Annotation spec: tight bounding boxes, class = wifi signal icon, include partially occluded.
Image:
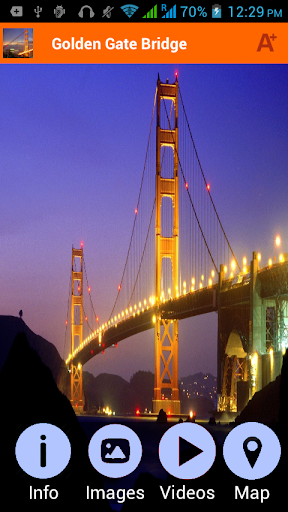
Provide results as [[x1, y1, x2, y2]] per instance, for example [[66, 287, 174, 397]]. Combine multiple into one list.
[[121, 4, 139, 18]]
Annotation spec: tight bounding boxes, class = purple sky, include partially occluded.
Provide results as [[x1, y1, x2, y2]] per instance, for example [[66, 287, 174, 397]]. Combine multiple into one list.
[[1, 64, 288, 381]]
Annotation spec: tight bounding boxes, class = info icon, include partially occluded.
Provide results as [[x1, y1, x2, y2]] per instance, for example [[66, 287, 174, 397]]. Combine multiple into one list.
[[15, 423, 71, 479], [223, 421, 281, 479]]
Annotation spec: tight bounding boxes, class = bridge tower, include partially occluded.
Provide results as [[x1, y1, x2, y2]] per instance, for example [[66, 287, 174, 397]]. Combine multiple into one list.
[[70, 246, 84, 412], [24, 29, 28, 54], [153, 76, 180, 415]]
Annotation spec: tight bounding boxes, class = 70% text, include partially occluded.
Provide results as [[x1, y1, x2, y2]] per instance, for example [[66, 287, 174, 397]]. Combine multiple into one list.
[[181, 6, 207, 17]]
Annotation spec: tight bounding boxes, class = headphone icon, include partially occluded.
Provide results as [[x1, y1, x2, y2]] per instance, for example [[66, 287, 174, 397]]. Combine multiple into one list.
[[78, 5, 95, 18]]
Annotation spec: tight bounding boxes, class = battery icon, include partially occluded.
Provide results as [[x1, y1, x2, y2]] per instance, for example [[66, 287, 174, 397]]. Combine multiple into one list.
[[212, 4, 222, 18]]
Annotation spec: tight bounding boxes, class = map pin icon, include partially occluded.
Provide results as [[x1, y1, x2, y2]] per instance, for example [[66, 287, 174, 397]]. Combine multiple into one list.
[[243, 436, 262, 468]]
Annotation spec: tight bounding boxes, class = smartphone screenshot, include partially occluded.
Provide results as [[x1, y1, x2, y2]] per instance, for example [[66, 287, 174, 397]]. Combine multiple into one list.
[[1, 3, 287, 509]]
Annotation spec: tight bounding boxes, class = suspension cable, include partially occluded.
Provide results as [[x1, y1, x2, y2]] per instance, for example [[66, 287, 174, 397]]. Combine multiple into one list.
[[83, 254, 98, 322], [161, 90, 219, 273], [63, 271, 72, 360], [109, 85, 158, 320], [178, 85, 240, 271]]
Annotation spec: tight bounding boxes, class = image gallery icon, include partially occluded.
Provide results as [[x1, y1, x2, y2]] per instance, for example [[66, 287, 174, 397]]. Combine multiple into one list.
[[89, 424, 142, 478], [101, 438, 130, 463]]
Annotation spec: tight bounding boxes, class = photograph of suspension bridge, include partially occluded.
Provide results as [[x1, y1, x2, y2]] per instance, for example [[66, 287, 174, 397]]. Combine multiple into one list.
[[1, 64, 288, 423], [3, 28, 33, 58]]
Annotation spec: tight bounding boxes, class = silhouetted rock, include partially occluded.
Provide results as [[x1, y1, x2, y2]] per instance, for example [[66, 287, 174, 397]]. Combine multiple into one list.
[[0, 315, 62, 380], [156, 409, 167, 423], [235, 376, 280, 428], [0, 331, 111, 509]]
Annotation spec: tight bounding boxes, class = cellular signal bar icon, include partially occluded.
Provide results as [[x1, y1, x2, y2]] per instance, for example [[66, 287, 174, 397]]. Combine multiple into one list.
[[162, 4, 176, 18], [143, 4, 157, 18]]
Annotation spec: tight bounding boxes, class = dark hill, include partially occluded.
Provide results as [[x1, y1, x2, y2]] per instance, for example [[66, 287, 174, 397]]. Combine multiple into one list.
[[0, 330, 111, 509], [0, 315, 62, 380], [84, 372, 132, 413]]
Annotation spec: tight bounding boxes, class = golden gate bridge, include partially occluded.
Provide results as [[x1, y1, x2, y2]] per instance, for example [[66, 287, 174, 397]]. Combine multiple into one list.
[[63, 75, 288, 416], [3, 29, 33, 58]]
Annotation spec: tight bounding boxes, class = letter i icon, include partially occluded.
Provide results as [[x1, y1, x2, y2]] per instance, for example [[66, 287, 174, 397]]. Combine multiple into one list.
[[40, 435, 46, 467]]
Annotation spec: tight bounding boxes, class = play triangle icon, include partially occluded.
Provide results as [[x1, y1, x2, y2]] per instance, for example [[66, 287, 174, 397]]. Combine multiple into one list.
[[179, 436, 203, 466]]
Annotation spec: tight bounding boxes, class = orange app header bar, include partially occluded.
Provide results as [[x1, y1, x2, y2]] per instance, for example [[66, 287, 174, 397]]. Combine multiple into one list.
[[2, 22, 287, 64]]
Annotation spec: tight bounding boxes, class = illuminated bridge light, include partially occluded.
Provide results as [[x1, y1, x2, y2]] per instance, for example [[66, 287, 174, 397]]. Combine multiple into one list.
[[268, 258, 272, 267], [243, 256, 247, 267], [280, 254, 284, 262]]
